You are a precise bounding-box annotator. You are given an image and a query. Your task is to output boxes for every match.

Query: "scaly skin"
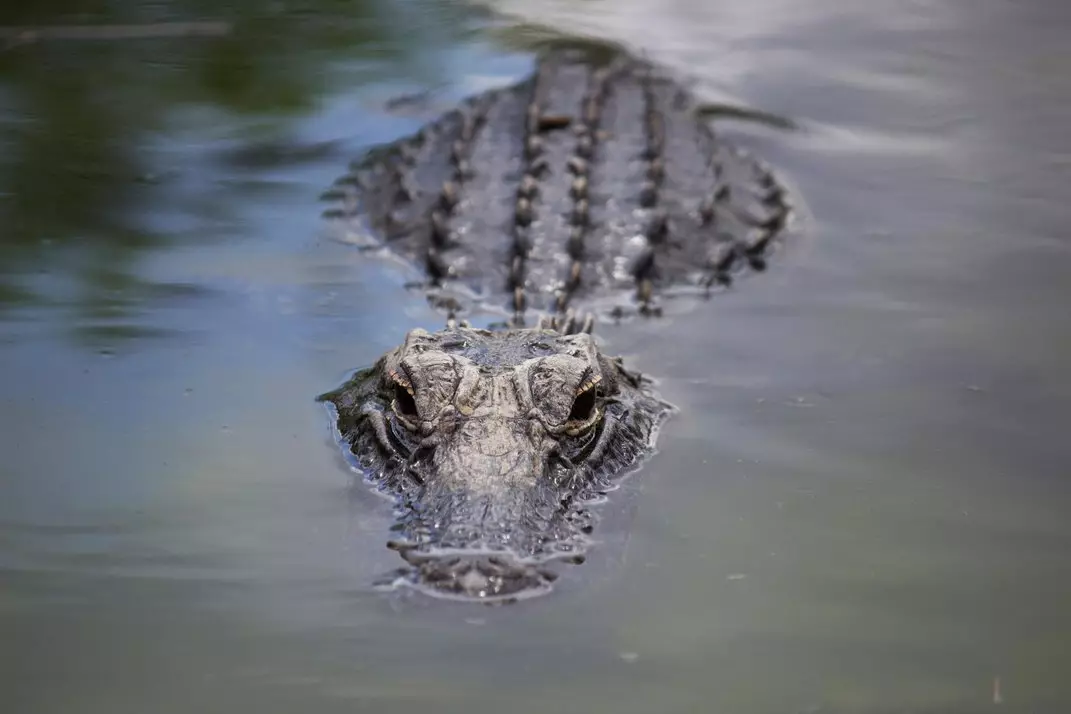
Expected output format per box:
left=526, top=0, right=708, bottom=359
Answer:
left=324, top=46, right=793, bottom=323
left=320, top=46, right=794, bottom=601
left=319, top=317, right=673, bottom=601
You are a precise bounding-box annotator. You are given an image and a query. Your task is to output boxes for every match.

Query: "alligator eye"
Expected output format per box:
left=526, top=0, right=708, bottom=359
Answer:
left=393, top=382, right=418, bottom=418
left=568, top=374, right=602, bottom=425
left=568, top=387, right=596, bottom=422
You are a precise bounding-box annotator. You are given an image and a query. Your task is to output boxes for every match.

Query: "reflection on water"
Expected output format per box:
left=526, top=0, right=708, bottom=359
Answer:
left=2, top=0, right=1071, bottom=713
left=0, top=0, right=451, bottom=349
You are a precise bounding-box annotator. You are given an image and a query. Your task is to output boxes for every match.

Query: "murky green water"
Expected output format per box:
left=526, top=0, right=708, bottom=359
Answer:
left=3, top=1, right=1070, bottom=712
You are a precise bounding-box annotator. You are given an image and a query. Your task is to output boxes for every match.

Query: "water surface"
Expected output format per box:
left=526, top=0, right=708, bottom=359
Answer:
left=2, top=1, right=1070, bottom=712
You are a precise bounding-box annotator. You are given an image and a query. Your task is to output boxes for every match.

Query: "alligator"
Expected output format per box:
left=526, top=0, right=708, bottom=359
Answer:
left=319, top=45, right=794, bottom=602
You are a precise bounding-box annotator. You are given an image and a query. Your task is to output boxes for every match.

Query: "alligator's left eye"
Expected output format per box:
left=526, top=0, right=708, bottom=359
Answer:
left=569, top=386, right=597, bottom=422
left=565, top=375, right=602, bottom=433
left=388, top=369, right=419, bottom=423
left=393, top=382, right=418, bottom=417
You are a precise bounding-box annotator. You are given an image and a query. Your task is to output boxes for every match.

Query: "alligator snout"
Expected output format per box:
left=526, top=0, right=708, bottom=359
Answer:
left=398, top=550, right=559, bottom=602
left=431, top=416, right=552, bottom=493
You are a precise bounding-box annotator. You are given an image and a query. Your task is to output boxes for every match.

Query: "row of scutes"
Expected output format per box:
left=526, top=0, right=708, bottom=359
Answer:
left=506, top=66, right=561, bottom=323
left=631, top=70, right=672, bottom=311
left=325, top=55, right=798, bottom=318
left=551, top=61, right=619, bottom=315
left=698, top=147, right=793, bottom=285
left=424, top=98, right=489, bottom=283
left=629, top=74, right=795, bottom=305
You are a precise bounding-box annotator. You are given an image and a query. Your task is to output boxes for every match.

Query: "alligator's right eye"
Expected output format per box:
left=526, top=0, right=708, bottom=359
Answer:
left=564, top=374, right=602, bottom=435
left=568, top=387, right=596, bottom=422
left=393, top=382, right=418, bottom=418
left=388, top=368, right=419, bottom=421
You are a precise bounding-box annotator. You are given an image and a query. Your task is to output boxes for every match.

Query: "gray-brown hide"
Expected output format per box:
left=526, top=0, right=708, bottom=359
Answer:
left=320, top=45, right=794, bottom=601
left=324, top=45, right=793, bottom=322
left=319, top=322, right=672, bottom=601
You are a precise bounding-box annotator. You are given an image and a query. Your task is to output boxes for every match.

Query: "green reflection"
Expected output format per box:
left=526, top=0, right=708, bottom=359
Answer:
left=0, top=0, right=430, bottom=349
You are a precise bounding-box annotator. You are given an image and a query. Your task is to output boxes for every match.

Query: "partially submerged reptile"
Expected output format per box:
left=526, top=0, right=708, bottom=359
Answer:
left=319, top=45, right=795, bottom=602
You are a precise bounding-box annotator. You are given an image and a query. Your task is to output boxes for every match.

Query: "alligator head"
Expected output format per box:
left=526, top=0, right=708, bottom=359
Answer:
left=319, top=319, right=673, bottom=602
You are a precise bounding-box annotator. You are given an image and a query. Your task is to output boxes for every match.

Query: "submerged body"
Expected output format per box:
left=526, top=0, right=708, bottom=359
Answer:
left=321, top=45, right=795, bottom=601
left=325, top=45, right=792, bottom=322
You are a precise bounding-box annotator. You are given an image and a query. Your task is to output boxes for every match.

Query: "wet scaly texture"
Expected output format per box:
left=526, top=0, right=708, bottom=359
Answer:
left=318, top=319, right=673, bottom=602
left=326, top=46, right=794, bottom=322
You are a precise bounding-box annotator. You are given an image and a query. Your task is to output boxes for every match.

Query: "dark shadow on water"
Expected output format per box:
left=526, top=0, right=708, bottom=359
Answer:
left=0, top=0, right=467, bottom=351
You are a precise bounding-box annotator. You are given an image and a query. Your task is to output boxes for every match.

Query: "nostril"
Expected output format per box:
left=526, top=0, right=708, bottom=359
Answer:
left=407, top=554, right=559, bottom=601
left=456, top=566, right=488, bottom=593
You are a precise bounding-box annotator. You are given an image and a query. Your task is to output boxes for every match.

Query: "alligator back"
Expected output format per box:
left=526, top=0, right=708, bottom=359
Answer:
left=325, top=47, right=794, bottom=322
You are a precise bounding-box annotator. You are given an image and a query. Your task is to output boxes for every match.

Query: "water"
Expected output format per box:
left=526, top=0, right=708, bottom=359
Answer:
left=2, top=1, right=1069, bottom=712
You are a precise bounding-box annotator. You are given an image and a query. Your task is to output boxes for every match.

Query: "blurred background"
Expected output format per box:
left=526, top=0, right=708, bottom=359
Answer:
left=1, top=1, right=1069, bottom=712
